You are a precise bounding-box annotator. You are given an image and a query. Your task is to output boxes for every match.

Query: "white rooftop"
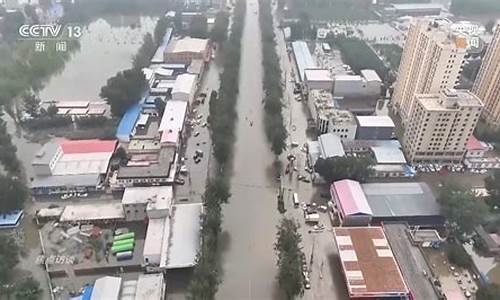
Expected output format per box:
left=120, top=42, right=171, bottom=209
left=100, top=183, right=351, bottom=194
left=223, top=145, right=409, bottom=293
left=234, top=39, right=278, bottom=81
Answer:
left=164, top=203, right=203, bottom=269
left=51, top=152, right=113, bottom=175
left=356, top=116, right=395, bottom=128
left=304, top=69, right=333, bottom=82
left=318, top=133, right=345, bottom=158
left=91, top=276, right=122, bottom=300
left=158, top=100, right=187, bottom=134
left=59, top=202, right=125, bottom=222
left=168, top=38, right=208, bottom=54
left=371, top=146, right=407, bottom=164
left=122, top=186, right=173, bottom=207
left=135, top=274, right=165, bottom=300
left=143, top=217, right=170, bottom=265
left=172, top=73, right=197, bottom=96
left=360, top=69, right=381, bottom=82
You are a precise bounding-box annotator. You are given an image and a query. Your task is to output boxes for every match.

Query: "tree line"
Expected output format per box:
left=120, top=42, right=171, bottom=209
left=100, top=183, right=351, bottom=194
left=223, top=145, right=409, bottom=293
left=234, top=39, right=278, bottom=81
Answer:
left=259, top=0, right=287, bottom=156
left=188, top=1, right=244, bottom=299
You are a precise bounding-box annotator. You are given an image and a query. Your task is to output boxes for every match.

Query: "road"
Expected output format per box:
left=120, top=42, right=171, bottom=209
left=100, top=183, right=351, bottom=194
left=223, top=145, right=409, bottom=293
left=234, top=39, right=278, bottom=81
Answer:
left=216, top=0, right=282, bottom=298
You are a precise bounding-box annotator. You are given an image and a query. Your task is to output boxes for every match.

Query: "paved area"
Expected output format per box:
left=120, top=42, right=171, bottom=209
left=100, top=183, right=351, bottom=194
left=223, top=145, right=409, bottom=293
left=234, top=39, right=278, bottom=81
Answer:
left=384, top=223, right=439, bottom=300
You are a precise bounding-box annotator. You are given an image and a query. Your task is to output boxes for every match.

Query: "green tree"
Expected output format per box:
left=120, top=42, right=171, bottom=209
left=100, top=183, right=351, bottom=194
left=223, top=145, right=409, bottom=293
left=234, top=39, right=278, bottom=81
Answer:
left=23, top=93, right=41, bottom=118
left=477, top=283, right=500, bottom=300
left=14, top=277, right=42, bottom=300
left=210, top=11, right=229, bottom=43
left=154, top=17, right=170, bottom=46
left=314, top=156, right=375, bottom=184
left=132, top=33, right=156, bottom=69
left=485, top=20, right=496, bottom=34
left=438, top=182, right=490, bottom=235
left=275, top=218, right=303, bottom=300
left=446, top=243, right=472, bottom=268
left=0, top=175, right=27, bottom=214
left=484, top=169, right=500, bottom=209
left=189, top=15, right=208, bottom=38
left=0, top=235, right=20, bottom=284
left=100, top=68, right=146, bottom=117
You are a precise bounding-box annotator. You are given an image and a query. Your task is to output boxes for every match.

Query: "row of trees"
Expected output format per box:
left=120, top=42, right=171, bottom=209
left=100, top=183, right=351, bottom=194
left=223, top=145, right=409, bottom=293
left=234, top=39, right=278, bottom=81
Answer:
left=259, top=0, right=287, bottom=156
left=210, top=11, right=230, bottom=44
left=275, top=218, right=304, bottom=300
left=188, top=1, right=245, bottom=299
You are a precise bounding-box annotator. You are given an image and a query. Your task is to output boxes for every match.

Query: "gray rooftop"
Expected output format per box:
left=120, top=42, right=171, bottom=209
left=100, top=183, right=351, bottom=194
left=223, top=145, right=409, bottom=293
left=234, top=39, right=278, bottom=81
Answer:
left=361, top=182, right=441, bottom=217
left=32, top=142, right=60, bottom=165
left=117, top=147, right=175, bottom=179
left=318, top=133, right=345, bottom=158
left=30, top=174, right=101, bottom=189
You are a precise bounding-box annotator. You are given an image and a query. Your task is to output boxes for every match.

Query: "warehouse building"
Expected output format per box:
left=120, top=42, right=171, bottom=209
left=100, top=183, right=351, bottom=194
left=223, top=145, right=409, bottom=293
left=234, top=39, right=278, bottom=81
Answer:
left=332, top=227, right=409, bottom=299
left=121, top=186, right=173, bottom=221
left=304, top=69, right=333, bottom=91
left=330, top=180, right=443, bottom=226
left=172, top=73, right=198, bottom=103
left=383, top=3, right=443, bottom=17
left=158, top=100, right=188, bottom=147
left=330, top=179, right=373, bottom=226
left=151, top=28, right=173, bottom=64
left=333, top=69, right=381, bottom=97
left=362, top=182, right=443, bottom=226
left=164, top=37, right=210, bottom=64
left=355, top=115, right=395, bottom=140
left=292, top=41, right=316, bottom=82
left=31, top=139, right=117, bottom=196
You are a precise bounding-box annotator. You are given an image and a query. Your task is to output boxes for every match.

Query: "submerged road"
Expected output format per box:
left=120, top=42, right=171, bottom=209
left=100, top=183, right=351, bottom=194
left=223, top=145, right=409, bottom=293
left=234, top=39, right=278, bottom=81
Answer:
left=217, top=0, right=282, bottom=299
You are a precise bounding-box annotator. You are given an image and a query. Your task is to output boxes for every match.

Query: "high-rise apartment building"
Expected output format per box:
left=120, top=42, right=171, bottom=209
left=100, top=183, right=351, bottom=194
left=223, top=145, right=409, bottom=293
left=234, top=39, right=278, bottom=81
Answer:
left=403, top=89, right=482, bottom=163
left=393, top=19, right=467, bottom=120
left=472, top=24, right=500, bottom=127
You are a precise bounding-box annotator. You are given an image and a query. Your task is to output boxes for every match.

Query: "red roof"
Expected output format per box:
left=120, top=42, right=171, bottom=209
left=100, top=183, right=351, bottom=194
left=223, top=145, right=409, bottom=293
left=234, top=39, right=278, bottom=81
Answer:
left=333, top=227, right=408, bottom=297
left=466, top=136, right=488, bottom=151
left=58, top=139, right=117, bottom=154
left=331, top=180, right=372, bottom=217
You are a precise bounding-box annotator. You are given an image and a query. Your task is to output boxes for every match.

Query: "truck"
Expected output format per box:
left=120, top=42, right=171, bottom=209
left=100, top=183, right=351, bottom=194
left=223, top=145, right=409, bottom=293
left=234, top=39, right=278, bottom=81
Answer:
left=116, top=251, right=133, bottom=261
left=111, top=243, right=134, bottom=254
left=113, top=232, right=135, bottom=241
left=112, top=238, right=135, bottom=247
left=305, top=212, right=320, bottom=224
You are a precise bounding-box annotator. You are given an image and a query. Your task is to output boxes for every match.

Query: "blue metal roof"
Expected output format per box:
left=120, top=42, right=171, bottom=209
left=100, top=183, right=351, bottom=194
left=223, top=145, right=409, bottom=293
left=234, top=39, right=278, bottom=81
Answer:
left=0, top=210, right=23, bottom=228
left=116, top=102, right=142, bottom=142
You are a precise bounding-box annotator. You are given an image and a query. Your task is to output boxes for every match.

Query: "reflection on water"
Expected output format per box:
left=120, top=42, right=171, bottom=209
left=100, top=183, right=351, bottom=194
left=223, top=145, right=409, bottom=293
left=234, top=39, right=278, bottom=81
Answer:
left=38, top=15, right=157, bottom=102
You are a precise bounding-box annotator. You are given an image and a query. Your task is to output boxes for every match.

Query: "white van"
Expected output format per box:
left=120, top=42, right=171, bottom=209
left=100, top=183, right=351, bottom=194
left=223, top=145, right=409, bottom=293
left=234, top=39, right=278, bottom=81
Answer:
left=293, top=192, right=299, bottom=208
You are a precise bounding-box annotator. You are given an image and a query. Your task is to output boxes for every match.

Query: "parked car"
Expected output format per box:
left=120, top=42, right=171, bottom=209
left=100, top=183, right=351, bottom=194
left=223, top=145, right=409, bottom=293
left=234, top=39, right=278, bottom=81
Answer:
left=174, top=178, right=185, bottom=185
left=194, top=131, right=200, bottom=137
left=180, top=165, right=188, bottom=174
left=77, top=192, right=88, bottom=198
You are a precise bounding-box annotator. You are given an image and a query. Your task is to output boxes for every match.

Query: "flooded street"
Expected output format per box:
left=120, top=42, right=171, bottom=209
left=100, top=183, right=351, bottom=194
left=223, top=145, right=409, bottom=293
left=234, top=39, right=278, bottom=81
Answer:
left=39, top=15, right=157, bottom=102
left=217, top=0, right=282, bottom=298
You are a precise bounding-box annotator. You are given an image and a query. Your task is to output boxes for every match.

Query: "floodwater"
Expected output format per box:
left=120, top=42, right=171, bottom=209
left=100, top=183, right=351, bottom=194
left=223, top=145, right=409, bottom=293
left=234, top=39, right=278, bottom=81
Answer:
left=38, top=15, right=157, bottom=102
left=217, top=0, right=282, bottom=298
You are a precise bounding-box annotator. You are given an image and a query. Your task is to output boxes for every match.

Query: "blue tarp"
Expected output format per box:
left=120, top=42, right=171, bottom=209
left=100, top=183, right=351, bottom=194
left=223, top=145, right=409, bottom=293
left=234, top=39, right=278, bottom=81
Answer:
left=82, top=285, right=93, bottom=300
left=116, top=102, right=142, bottom=142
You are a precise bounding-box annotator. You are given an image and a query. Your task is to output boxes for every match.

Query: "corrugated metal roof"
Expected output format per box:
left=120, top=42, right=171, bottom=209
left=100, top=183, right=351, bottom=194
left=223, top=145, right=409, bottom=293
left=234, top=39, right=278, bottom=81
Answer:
left=360, top=69, right=381, bottom=82
left=172, top=73, right=197, bottom=96
left=116, top=102, right=142, bottom=142
left=90, top=276, right=121, bottom=300
left=164, top=203, right=202, bottom=269
left=292, top=41, right=316, bottom=82
left=59, top=139, right=117, bottom=154
left=371, top=146, right=406, bottom=164
left=318, top=133, right=345, bottom=158
left=331, top=180, right=372, bottom=216
left=362, top=182, right=441, bottom=218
